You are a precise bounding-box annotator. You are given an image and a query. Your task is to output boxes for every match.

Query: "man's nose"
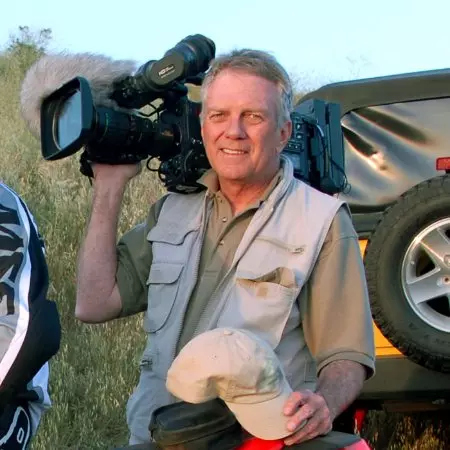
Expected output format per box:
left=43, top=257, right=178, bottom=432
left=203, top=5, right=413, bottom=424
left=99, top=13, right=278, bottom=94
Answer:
left=224, top=117, right=246, bottom=139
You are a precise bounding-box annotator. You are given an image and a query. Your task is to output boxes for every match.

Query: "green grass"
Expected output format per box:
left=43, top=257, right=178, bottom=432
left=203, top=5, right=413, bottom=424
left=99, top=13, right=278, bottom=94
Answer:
left=1, top=46, right=449, bottom=450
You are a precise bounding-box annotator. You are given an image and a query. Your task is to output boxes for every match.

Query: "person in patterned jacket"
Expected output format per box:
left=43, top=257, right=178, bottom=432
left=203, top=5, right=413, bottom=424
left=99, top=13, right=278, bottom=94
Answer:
left=0, top=182, right=60, bottom=449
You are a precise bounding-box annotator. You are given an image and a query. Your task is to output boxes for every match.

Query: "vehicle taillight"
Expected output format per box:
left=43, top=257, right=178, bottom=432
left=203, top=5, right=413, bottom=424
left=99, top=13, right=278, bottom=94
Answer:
left=436, top=157, right=450, bottom=171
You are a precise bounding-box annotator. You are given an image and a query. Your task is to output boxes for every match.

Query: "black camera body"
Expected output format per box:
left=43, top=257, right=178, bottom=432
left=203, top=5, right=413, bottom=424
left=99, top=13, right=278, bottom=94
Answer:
left=40, top=34, right=347, bottom=196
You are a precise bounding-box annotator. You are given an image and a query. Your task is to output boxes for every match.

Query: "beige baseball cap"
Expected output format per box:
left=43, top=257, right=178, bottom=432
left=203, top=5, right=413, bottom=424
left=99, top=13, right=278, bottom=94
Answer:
left=166, top=327, right=299, bottom=440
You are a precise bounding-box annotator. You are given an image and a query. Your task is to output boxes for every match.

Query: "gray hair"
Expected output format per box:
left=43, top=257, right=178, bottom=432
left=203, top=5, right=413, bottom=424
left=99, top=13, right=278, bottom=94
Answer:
left=200, top=49, right=293, bottom=128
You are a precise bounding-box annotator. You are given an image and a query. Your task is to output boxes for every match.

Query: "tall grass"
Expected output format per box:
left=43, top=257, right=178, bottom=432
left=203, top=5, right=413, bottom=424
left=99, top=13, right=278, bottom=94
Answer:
left=0, top=43, right=448, bottom=449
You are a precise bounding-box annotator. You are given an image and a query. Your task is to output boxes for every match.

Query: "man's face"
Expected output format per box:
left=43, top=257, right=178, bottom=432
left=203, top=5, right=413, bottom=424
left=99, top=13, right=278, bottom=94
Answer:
left=201, top=69, right=292, bottom=186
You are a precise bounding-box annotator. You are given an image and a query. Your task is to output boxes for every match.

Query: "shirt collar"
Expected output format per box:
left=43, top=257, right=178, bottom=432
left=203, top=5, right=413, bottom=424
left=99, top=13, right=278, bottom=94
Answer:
left=198, top=167, right=283, bottom=209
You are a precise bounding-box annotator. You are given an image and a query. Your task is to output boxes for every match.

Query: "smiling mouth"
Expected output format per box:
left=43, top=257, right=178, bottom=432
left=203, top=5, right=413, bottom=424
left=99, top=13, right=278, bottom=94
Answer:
left=221, top=148, right=247, bottom=155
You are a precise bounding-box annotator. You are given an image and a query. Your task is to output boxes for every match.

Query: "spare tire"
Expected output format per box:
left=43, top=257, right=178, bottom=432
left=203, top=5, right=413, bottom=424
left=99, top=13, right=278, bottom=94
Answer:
left=364, top=175, right=450, bottom=373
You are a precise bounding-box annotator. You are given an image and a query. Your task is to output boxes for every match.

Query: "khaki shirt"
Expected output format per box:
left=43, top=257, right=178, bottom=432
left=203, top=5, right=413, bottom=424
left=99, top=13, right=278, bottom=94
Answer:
left=116, top=171, right=375, bottom=376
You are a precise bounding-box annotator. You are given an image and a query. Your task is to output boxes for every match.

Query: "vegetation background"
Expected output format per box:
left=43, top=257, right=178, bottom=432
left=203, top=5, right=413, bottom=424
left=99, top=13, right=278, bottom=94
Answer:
left=0, top=27, right=449, bottom=450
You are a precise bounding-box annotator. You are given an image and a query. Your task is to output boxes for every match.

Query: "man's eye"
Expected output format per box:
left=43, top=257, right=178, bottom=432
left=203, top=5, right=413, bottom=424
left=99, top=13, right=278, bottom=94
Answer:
left=209, top=112, right=223, bottom=120
left=246, top=113, right=263, bottom=122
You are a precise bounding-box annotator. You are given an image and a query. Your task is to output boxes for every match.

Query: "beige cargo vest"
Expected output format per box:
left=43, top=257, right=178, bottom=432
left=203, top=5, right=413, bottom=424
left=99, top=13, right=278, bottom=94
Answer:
left=126, top=157, right=345, bottom=444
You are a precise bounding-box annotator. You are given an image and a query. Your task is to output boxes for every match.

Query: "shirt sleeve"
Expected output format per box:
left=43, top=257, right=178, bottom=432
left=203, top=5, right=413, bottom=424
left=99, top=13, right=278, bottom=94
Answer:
left=300, top=205, right=376, bottom=379
left=116, top=195, right=168, bottom=317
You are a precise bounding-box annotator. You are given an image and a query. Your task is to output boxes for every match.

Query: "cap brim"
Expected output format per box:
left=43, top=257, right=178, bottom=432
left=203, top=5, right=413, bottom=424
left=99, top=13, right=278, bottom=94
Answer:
left=225, top=378, right=303, bottom=440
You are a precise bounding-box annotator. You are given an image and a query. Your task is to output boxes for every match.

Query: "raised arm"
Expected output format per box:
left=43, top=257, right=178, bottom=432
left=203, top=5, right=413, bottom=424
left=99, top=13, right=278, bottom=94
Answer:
left=75, top=164, right=140, bottom=323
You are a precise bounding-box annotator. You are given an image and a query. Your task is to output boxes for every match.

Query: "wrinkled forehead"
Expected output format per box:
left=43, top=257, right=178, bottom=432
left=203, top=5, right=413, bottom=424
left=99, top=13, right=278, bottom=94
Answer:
left=203, top=69, right=280, bottom=113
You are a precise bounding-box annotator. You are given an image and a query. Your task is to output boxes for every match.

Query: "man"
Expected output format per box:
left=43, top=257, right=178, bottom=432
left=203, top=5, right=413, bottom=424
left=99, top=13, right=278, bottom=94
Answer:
left=0, top=182, right=61, bottom=448
left=75, top=49, right=375, bottom=446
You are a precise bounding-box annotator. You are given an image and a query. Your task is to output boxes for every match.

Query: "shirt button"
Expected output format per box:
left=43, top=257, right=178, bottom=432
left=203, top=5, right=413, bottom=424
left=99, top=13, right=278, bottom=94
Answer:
left=222, top=217, right=227, bottom=222
left=219, top=240, right=225, bottom=246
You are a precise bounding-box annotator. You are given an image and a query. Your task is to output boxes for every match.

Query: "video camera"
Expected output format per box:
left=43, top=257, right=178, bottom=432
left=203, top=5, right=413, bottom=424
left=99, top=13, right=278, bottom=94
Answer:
left=40, top=34, right=347, bottom=195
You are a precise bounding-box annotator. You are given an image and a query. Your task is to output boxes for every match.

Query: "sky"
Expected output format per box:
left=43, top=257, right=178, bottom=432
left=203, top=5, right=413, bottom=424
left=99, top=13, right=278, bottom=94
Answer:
left=1, top=0, right=450, bottom=92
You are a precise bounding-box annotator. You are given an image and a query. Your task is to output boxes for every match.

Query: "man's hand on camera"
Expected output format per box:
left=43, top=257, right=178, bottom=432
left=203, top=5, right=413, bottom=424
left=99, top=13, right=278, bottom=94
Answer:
left=91, top=162, right=142, bottom=185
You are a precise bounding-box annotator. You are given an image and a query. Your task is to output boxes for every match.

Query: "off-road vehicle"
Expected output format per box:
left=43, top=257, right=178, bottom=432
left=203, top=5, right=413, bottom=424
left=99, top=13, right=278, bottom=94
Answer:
left=302, top=68, right=450, bottom=416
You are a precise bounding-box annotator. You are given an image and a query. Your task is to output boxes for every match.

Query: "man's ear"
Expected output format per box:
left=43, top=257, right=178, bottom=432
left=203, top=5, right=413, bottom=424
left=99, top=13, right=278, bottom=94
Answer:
left=277, top=119, right=292, bottom=154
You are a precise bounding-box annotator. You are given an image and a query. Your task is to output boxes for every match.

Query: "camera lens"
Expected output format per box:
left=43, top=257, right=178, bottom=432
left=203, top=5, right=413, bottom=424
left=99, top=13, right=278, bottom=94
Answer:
left=168, top=34, right=216, bottom=78
left=133, top=35, right=215, bottom=95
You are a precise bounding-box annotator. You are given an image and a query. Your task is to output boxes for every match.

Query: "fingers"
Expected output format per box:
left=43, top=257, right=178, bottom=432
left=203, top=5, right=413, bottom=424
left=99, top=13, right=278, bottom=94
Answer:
left=284, top=412, right=332, bottom=446
left=92, top=162, right=142, bottom=184
left=283, top=390, right=314, bottom=416
left=286, top=402, right=313, bottom=433
left=283, top=391, right=332, bottom=446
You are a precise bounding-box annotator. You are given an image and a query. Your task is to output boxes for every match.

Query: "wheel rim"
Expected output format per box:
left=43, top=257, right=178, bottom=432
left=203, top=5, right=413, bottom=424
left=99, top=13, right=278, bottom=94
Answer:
left=401, top=217, right=450, bottom=333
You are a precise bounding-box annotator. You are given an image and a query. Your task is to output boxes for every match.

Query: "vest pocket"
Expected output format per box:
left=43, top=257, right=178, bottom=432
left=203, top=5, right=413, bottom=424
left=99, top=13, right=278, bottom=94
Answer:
left=144, top=262, right=183, bottom=332
left=220, top=266, right=300, bottom=348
